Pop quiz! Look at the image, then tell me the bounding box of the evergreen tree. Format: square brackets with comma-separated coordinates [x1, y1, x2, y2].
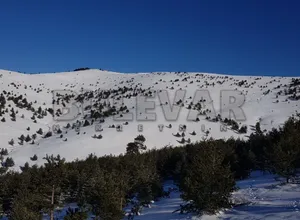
[126, 142, 140, 154]
[40, 155, 67, 220]
[0, 149, 8, 156]
[8, 139, 14, 146]
[30, 154, 38, 161]
[4, 157, 14, 168]
[180, 141, 235, 214]
[255, 121, 262, 134]
[267, 118, 300, 183]
[85, 171, 125, 220]
[25, 135, 32, 142]
[134, 135, 146, 143]
[36, 128, 43, 135]
[10, 190, 42, 220]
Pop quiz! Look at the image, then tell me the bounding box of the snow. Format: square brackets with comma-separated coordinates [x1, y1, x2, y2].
[122, 172, 300, 220]
[42, 172, 300, 220]
[0, 69, 299, 170]
[1, 69, 300, 219]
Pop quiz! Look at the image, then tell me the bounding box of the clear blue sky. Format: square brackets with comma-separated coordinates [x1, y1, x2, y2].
[0, 0, 299, 76]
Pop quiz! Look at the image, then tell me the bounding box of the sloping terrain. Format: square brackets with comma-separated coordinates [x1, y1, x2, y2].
[0, 69, 299, 169]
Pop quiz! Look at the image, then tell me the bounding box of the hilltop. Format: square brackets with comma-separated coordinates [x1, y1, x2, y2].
[0, 69, 299, 169]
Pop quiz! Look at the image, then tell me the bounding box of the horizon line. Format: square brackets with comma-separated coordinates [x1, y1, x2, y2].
[0, 67, 298, 78]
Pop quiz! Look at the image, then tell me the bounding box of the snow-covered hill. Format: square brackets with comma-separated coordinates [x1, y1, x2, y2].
[0, 69, 299, 169]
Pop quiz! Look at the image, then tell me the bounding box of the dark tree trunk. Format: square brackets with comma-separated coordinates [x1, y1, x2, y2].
[50, 185, 54, 220]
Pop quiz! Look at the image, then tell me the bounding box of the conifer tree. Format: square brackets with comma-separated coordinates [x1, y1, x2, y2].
[40, 155, 66, 220]
[180, 141, 235, 214]
[267, 118, 300, 183]
[10, 189, 42, 220]
[85, 170, 125, 220]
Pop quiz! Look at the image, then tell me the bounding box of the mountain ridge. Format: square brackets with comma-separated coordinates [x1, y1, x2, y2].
[0, 68, 299, 170]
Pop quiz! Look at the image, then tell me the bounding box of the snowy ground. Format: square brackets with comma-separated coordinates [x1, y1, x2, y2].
[207, 172, 300, 220]
[125, 172, 300, 220]
[0, 69, 299, 170]
[43, 172, 300, 220]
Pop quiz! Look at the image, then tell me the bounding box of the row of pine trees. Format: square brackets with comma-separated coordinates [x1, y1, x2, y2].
[0, 116, 300, 219]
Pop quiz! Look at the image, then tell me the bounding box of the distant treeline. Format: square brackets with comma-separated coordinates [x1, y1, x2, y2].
[73, 67, 90, 71]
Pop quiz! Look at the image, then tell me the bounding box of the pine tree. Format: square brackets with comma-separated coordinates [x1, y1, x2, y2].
[85, 171, 125, 220]
[267, 118, 300, 183]
[20, 162, 30, 172]
[0, 148, 8, 156]
[255, 121, 262, 134]
[40, 155, 66, 220]
[25, 135, 32, 142]
[4, 157, 14, 168]
[83, 120, 90, 127]
[126, 142, 139, 154]
[134, 135, 146, 143]
[8, 138, 14, 146]
[30, 154, 38, 161]
[180, 141, 235, 214]
[36, 128, 43, 135]
[10, 191, 42, 220]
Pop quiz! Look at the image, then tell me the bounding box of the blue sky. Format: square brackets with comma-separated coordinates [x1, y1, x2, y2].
[0, 0, 299, 76]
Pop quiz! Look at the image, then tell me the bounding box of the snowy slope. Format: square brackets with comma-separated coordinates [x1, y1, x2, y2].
[0, 69, 299, 169]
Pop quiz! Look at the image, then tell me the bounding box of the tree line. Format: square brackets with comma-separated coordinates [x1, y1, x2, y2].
[0, 116, 300, 219]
